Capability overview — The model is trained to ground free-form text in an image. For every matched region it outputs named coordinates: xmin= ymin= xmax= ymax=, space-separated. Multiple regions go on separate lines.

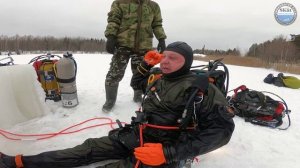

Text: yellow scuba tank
xmin=29 ymin=53 xmax=61 ymax=101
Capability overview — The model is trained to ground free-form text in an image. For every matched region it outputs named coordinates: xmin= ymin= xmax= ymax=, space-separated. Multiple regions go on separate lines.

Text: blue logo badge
xmin=274 ymin=3 xmax=297 ymax=25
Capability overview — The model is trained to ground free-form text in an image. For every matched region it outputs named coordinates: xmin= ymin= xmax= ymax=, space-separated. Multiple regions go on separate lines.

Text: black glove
xmin=157 ymin=39 xmax=166 ymax=53
xmin=106 ymin=36 xmax=117 ymax=54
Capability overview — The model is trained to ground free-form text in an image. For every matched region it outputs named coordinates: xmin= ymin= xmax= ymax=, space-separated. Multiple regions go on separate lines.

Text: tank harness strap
xmin=56 ymin=76 xmax=76 ymax=83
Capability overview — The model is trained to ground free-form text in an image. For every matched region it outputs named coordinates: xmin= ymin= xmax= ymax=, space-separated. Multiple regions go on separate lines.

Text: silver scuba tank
xmin=55 ymin=52 xmax=78 ymax=107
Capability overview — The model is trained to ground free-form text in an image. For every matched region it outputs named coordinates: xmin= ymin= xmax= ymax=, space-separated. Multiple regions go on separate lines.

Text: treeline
xmin=193 ymin=34 xmax=300 ymax=64
xmin=246 ymin=35 xmax=300 ymax=63
xmin=194 ymin=47 xmax=241 ymax=56
xmin=0 ymin=35 xmax=106 ymax=54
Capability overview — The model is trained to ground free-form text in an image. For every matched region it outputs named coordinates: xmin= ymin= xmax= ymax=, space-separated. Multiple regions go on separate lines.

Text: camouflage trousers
xmin=105 ymin=47 xmax=147 ymax=86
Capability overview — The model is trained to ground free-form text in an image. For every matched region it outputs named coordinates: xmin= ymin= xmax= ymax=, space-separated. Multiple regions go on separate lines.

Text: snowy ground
xmin=0 ymin=54 xmax=300 ymax=168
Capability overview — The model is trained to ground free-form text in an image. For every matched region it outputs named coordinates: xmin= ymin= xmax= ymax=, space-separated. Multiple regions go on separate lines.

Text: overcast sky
xmin=0 ymin=0 xmax=299 ymax=52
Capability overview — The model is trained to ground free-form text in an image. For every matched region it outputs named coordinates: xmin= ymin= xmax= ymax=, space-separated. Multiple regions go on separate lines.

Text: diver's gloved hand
xmin=144 ymin=50 xmax=163 ymax=66
xmin=136 ymin=50 xmax=163 ymax=77
xmin=134 ymin=143 xmax=166 ymax=166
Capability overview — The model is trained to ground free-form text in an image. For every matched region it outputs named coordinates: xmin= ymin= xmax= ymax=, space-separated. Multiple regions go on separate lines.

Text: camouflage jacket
xmin=105 ymin=0 xmax=167 ymax=52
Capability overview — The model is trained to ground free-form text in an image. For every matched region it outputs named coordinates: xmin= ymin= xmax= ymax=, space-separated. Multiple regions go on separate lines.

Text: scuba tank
xmin=29 ymin=53 xmax=62 ymax=101
xmin=55 ymin=52 xmax=79 ymax=107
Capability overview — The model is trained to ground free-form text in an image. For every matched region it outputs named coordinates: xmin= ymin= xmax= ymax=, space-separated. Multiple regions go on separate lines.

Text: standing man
xmin=103 ymin=0 xmax=167 ymax=112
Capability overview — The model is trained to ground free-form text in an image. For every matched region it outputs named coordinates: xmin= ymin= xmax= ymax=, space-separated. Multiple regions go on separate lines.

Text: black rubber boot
xmin=133 ymin=90 xmax=143 ymax=103
xmin=102 ymin=84 xmax=118 ymax=112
